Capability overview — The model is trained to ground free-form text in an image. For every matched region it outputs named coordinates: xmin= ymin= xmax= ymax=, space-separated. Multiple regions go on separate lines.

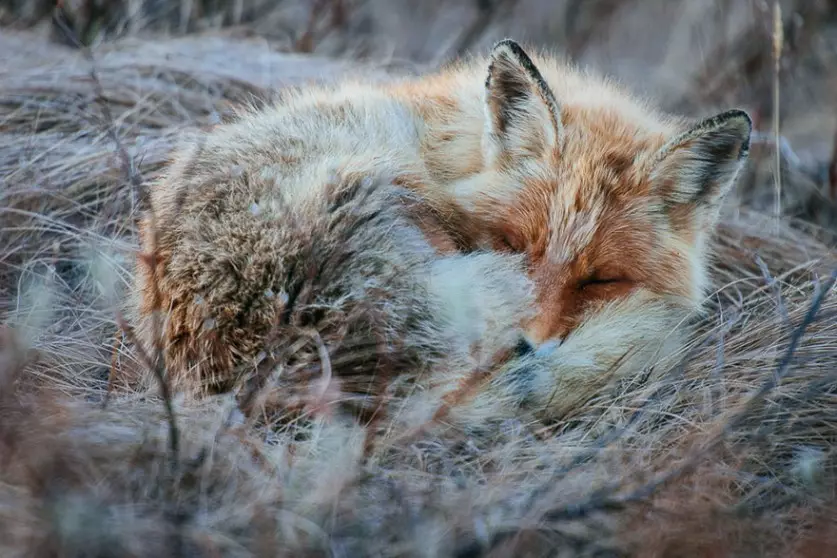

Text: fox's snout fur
xmin=133 ymin=38 xmax=751 ymax=424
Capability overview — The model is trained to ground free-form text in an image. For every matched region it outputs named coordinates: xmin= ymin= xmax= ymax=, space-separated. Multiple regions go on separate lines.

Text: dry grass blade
xmin=50 ymin=16 xmax=181 ymax=479
xmin=772 ymin=0 xmax=784 ymax=227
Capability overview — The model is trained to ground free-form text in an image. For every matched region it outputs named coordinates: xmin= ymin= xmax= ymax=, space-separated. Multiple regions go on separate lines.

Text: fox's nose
xmin=513 ymin=338 xmax=534 ymax=357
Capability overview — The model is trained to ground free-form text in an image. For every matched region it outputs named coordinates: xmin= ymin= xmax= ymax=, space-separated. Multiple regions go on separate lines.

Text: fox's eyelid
xmin=578 ymin=274 xmax=625 ymax=288
xmin=501 ymin=234 xmax=523 ymax=252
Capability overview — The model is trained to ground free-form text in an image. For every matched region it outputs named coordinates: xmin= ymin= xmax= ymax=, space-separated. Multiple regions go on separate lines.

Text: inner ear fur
xmin=483 ymin=39 xmax=564 ymax=163
xmin=650 ymin=109 xmax=752 ymax=214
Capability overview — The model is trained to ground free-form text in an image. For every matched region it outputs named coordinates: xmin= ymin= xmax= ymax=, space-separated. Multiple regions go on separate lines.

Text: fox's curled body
xmin=134 ymin=40 xmax=751 ymax=425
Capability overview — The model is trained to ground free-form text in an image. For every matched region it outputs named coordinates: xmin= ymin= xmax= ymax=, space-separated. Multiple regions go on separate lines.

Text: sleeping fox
xmin=132 ymin=39 xmax=751 ymax=423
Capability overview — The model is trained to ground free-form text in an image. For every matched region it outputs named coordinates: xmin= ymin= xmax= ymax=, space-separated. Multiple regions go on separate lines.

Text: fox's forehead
xmin=546 ymin=194 xmax=604 ymax=265
xmin=511 ymin=122 xmax=664 ymax=265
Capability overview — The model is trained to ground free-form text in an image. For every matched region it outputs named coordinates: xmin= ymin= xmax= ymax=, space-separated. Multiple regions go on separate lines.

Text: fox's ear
xmin=483 ymin=39 xmax=564 ymax=165
xmin=650 ymin=109 xmax=752 ymax=221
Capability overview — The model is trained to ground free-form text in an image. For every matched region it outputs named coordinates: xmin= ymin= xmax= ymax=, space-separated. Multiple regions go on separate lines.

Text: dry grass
xmin=2 ymin=3 xmax=837 ymax=556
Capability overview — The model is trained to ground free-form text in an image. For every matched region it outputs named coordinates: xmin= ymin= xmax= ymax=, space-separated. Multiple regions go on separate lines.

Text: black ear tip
xmin=720 ymin=109 xmax=753 ymax=156
xmin=719 ymin=109 xmax=753 ymax=135
xmin=493 ymin=38 xmax=521 ymax=50
xmin=727 ymin=108 xmax=752 ymax=126
xmin=491 ymin=38 xmax=527 ymax=60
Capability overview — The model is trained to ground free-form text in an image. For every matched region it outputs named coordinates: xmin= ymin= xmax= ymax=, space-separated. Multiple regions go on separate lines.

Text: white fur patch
xmin=524 ymin=290 xmax=691 ymax=417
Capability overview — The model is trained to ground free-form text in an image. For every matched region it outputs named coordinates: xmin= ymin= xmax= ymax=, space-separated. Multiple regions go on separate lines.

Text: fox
xmin=130 ymin=78 xmax=536 ymax=423
xmin=132 ymin=39 xmax=751 ymax=424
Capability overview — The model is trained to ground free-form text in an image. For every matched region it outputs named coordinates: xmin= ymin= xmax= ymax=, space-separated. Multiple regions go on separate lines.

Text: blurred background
xmin=1 ymin=0 xmax=836 ymax=234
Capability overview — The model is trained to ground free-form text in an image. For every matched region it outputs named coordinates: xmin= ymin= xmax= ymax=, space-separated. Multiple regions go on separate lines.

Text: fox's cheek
xmin=569 ymin=284 xmax=642 ymax=333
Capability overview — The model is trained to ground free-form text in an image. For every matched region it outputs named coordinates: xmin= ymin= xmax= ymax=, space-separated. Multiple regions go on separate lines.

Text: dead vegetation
xmin=2 ymin=1 xmax=837 ymax=556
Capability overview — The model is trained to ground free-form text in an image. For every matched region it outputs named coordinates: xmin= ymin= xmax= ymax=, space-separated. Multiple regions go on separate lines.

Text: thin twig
xmin=104 ymin=328 xmax=122 ymax=408
xmin=53 ymin=13 xmax=144 ymax=212
xmin=754 ymin=254 xmax=791 ymax=333
xmin=828 ymin=125 xmax=837 ymax=202
xmin=115 ymin=311 xmax=180 ymax=473
xmin=772 ymin=1 xmax=784 ymax=230
xmin=53 ymin=13 xmax=179 ymax=477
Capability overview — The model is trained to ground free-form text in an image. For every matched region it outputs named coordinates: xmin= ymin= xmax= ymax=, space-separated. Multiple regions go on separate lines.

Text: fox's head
xmin=453 ymin=40 xmax=752 ymax=417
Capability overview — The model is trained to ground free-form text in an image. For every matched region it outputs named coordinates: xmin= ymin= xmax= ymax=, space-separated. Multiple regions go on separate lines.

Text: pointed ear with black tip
xmin=483 ymin=39 xmax=564 ymax=166
xmin=650 ymin=109 xmax=752 ymax=226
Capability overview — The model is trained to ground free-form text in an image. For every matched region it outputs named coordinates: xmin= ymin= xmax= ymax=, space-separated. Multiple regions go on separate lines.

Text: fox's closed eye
xmin=498 ymin=233 xmax=525 ymax=253
xmin=577 ymin=273 xmax=629 ymax=290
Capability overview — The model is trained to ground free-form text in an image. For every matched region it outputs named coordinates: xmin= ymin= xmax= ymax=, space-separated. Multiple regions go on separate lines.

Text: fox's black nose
xmin=514 ymin=338 xmax=534 ymax=357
